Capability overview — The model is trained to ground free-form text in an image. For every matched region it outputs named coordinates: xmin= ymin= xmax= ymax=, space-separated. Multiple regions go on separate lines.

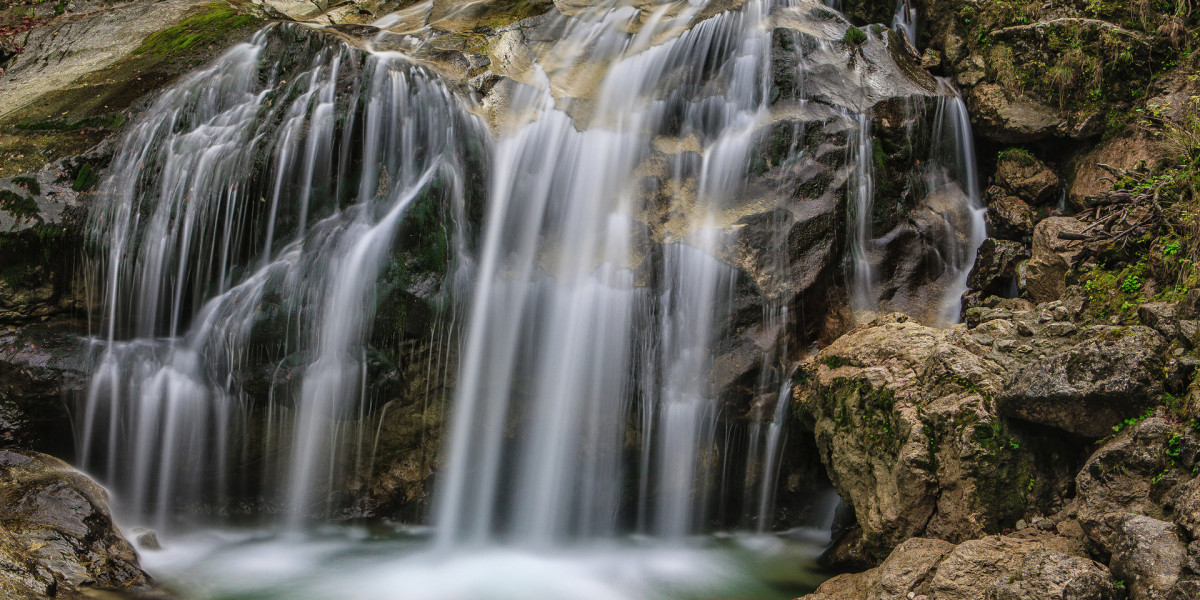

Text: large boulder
xmin=986 ymin=549 xmax=1123 ymax=600
xmin=986 ymin=195 xmax=1036 ymax=241
xmin=1105 ymin=513 xmax=1188 ymax=600
xmin=994 ymin=151 xmax=1060 ymax=206
xmin=1022 ymin=217 xmax=1088 ymax=304
xmin=798 ymin=298 xmax=1175 ymax=559
xmin=996 ymin=325 xmax=1167 ymax=438
xmin=794 ymin=314 xmax=1026 ymax=557
xmin=801 ymin=532 xmax=1118 ymax=600
xmin=0 ymin=450 xmax=163 ymax=598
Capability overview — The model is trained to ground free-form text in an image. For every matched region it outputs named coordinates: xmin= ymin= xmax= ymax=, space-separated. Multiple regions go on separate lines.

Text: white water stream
xmin=73 ymin=0 xmax=986 ymax=597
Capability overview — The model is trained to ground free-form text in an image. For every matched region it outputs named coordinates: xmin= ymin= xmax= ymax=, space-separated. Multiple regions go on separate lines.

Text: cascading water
xmin=71 ymin=0 xmax=992 ymax=597
xmin=80 ymin=24 xmax=485 ymax=527
xmin=926 ymin=80 xmax=987 ymax=325
xmin=893 ymin=0 xmax=918 ymax=48
xmin=435 ymin=0 xmax=770 ymax=544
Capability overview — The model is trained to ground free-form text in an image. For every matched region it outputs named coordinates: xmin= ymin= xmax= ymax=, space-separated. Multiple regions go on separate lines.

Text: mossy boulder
xmin=794 ymin=314 xmax=1032 ymax=559
xmin=0 ymin=450 xmax=163 ymax=598
xmin=0 ymin=0 xmax=265 ymax=177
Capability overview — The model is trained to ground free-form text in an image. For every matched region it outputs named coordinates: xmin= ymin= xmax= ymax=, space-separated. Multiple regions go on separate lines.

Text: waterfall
xmin=75 ymin=0 xmax=988 ymax=563
xmin=435 ymin=0 xmax=773 ymax=545
xmin=846 ymin=113 xmax=878 ymax=317
xmin=79 ymin=24 xmax=485 ymax=526
xmin=893 ymin=0 xmax=918 ymax=48
xmin=927 ymin=79 xmax=987 ymax=325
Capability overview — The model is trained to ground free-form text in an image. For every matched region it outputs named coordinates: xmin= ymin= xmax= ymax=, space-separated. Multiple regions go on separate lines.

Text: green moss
xmin=15 ymin=114 xmax=125 ymax=132
xmin=134 ymin=3 xmax=261 ymax=57
xmin=842 ymin=26 xmax=868 ymax=45
xmin=0 ymin=190 xmax=40 ymax=224
xmin=997 ymin=147 xmax=1036 ymax=167
xmin=11 ymin=176 xmax=39 ymax=196
xmin=73 ymin=164 xmax=99 ymax=192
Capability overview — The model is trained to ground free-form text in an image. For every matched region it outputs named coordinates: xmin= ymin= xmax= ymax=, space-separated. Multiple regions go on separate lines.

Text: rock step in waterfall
xmin=76 ymin=0 xmax=984 ymax=550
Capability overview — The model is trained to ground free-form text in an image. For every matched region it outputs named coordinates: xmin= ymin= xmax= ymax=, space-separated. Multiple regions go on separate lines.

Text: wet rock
xmin=0 ymin=323 xmax=89 ymax=453
xmin=986 ymin=196 xmax=1036 ymax=241
xmin=996 ymin=326 xmax=1166 ymax=438
xmin=136 ymin=531 xmax=162 ymax=551
xmin=0 ymin=450 xmax=161 ymax=598
xmin=0 ymin=172 xmax=87 ymax=326
xmin=1022 ymin=217 xmax=1088 ymax=304
xmin=968 ymin=239 xmax=1029 ymax=297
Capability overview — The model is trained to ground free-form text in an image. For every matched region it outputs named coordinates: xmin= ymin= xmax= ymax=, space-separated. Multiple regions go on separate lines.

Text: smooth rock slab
xmin=0 ymin=450 xmax=162 ymax=598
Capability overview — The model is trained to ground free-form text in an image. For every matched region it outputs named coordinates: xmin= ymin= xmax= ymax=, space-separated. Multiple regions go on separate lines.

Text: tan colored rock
xmin=1068 ymin=130 xmax=1169 ymax=210
xmin=985 ymin=548 xmax=1121 ymax=600
xmin=927 ymin=534 xmax=1085 ymax=600
xmin=802 ymin=533 xmax=1111 ymax=600
xmin=1022 ymin=217 xmax=1087 ymax=304
xmin=794 ymin=314 xmax=1018 ymax=556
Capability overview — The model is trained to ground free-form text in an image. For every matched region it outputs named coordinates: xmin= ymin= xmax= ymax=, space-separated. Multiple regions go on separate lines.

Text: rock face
xmin=0 ymin=325 xmax=89 ymax=453
xmin=801 ymin=531 xmax=1119 ymax=600
xmin=996 ymin=325 xmax=1166 ymax=438
xmin=0 ymin=449 xmax=161 ymax=598
xmin=0 ymin=172 xmax=87 ymax=327
xmin=796 ymin=297 xmax=1177 ymax=560
xmin=795 ymin=313 xmax=1022 ymax=557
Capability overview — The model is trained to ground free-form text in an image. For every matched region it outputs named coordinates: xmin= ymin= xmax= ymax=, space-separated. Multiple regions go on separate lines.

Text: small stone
xmin=1016 ymin=344 xmax=1033 ymax=353
xmin=1017 ymin=322 xmax=1035 ymax=336
xmin=1016 ymin=519 xmax=1028 ymax=530
xmin=920 ymin=49 xmax=941 ymax=70
xmin=136 ymin=531 xmax=162 ymax=551
xmin=1051 ymin=305 xmax=1072 ymax=321
xmin=1035 ymin=517 xmax=1054 ymax=531
xmin=996 ymin=339 xmax=1017 ymax=351
xmin=1178 ymin=320 xmax=1199 ymax=346
xmin=973 ymin=334 xmax=995 ymax=346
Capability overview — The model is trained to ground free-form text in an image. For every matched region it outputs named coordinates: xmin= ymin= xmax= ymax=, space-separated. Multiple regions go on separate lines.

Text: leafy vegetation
xmin=134 ymin=3 xmax=261 ymax=57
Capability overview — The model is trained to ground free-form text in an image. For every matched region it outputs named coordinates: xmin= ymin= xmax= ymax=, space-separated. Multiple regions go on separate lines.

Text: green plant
xmin=842 ymin=26 xmax=867 ymax=45
xmin=1121 ymin=274 xmax=1143 ymax=293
